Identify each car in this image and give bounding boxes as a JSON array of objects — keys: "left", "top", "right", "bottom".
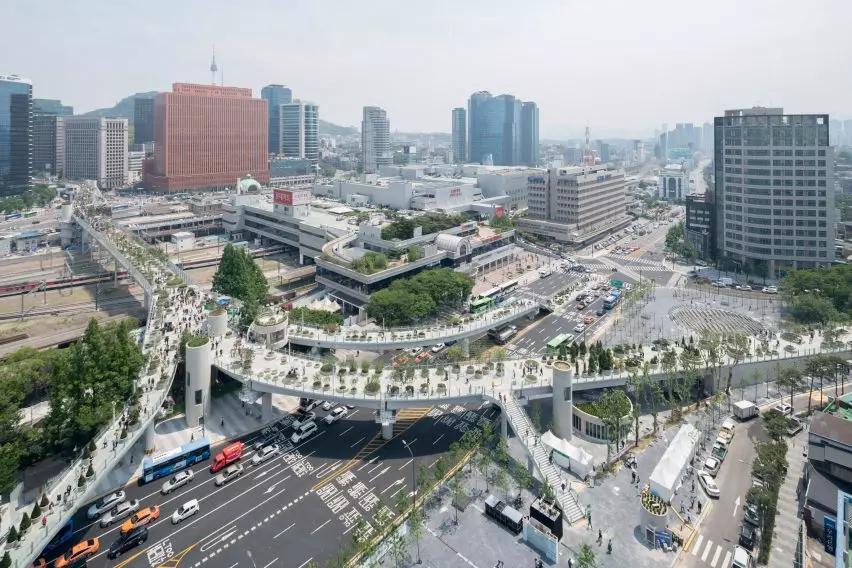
[
  {"left": 743, "top": 503, "right": 760, "bottom": 526},
  {"left": 431, "top": 343, "right": 446, "bottom": 353},
  {"left": 595, "top": 308, "right": 605, "bottom": 317},
  {"left": 120, "top": 506, "right": 160, "bottom": 534},
  {"left": 252, "top": 435, "right": 277, "bottom": 452},
  {"left": 576, "top": 303, "right": 585, "bottom": 310},
  {"left": 321, "top": 401, "right": 333, "bottom": 411},
  {"left": 215, "top": 464, "right": 244, "bottom": 486},
  {"left": 583, "top": 316, "right": 596, "bottom": 324},
  {"left": 712, "top": 280, "right": 726, "bottom": 287},
  {"left": 738, "top": 522, "right": 756, "bottom": 550},
  {"left": 86, "top": 490, "right": 126, "bottom": 520},
  {"left": 407, "top": 347, "right": 422, "bottom": 356},
  {"left": 31, "top": 559, "right": 46, "bottom": 568},
  {"left": 291, "top": 420, "right": 318, "bottom": 443},
  {"left": 55, "top": 539, "right": 100, "bottom": 567},
  {"left": 108, "top": 526, "right": 148, "bottom": 559},
  {"left": 698, "top": 471, "right": 720, "bottom": 498},
  {"left": 774, "top": 403, "right": 793, "bottom": 415},
  {"left": 703, "top": 457, "right": 721, "bottom": 477},
  {"left": 99, "top": 499, "right": 140, "bottom": 527},
  {"left": 161, "top": 469, "right": 194, "bottom": 495},
  {"left": 171, "top": 499, "right": 200, "bottom": 524},
  {"left": 293, "top": 411, "right": 316, "bottom": 429},
  {"left": 324, "top": 406, "right": 347, "bottom": 424},
  {"left": 573, "top": 323, "right": 586, "bottom": 333},
  {"left": 251, "top": 444, "right": 280, "bottom": 465}
]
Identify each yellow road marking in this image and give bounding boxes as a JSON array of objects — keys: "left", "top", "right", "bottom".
[{"left": 157, "top": 544, "right": 196, "bottom": 568}]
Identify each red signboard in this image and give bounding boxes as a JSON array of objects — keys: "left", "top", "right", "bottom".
[
  {"left": 494, "top": 206, "right": 505, "bottom": 217},
  {"left": 450, "top": 187, "right": 461, "bottom": 197},
  {"left": 274, "top": 189, "right": 311, "bottom": 206}
]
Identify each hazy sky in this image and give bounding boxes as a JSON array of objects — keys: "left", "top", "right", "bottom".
[{"left": 3, "top": 0, "right": 851, "bottom": 138}]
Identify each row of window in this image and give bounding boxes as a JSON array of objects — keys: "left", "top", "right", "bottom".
[{"left": 725, "top": 148, "right": 826, "bottom": 157}]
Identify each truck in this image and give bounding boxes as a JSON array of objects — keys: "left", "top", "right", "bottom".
[
  {"left": 603, "top": 290, "right": 621, "bottom": 311},
  {"left": 719, "top": 277, "right": 733, "bottom": 287},
  {"left": 733, "top": 400, "right": 759, "bottom": 421},
  {"left": 211, "top": 441, "right": 244, "bottom": 473},
  {"left": 538, "top": 267, "right": 551, "bottom": 278}
]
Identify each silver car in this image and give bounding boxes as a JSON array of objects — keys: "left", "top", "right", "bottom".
[
  {"left": 87, "top": 490, "right": 126, "bottom": 519},
  {"left": 161, "top": 469, "right": 195, "bottom": 495},
  {"left": 214, "top": 464, "right": 244, "bottom": 486},
  {"left": 251, "top": 444, "right": 280, "bottom": 465},
  {"left": 99, "top": 499, "right": 140, "bottom": 527}
]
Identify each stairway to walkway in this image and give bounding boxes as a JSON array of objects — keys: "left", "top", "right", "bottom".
[{"left": 502, "top": 395, "right": 585, "bottom": 524}]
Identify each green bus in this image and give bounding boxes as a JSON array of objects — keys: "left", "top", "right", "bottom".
[
  {"left": 470, "top": 296, "right": 494, "bottom": 313},
  {"left": 546, "top": 333, "right": 574, "bottom": 354}
]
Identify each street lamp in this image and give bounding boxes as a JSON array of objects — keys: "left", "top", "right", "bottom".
[{"left": 401, "top": 439, "right": 421, "bottom": 564}]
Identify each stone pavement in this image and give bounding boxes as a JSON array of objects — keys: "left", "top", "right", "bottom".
[{"left": 768, "top": 430, "right": 808, "bottom": 568}]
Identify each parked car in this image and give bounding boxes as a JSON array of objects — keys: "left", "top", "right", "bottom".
[
  {"left": 698, "top": 472, "right": 720, "bottom": 498},
  {"left": 703, "top": 457, "right": 721, "bottom": 477},
  {"left": 738, "top": 522, "right": 756, "bottom": 550},
  {"left": 120, "top": 506, "right": 161, "bottom": 534},
  {"left": 595, "top": 308, "right": 605, "bottom": 317},
  {"left": 99, "top": 499, "right": 140, "bottom": 528},
  {"left": 161, "top": 469, "right": 194, "bottom": 495},
  {"left": 108, "top": 526, "right": 148, "bottom": 559},
  {"left": 87, "top": 491, "right": 126, "bottom": 519},
  {"left": 431, "top": 343, "right": 446, "bottom": 353},
  {"left": 171, "top": 499, "right": 200, "bottom": 524},
  {"left": 293, "top": 411, "right": 316, "bottom": 429},
  {"left": 774, "top": 403, "right": 793, "bottom": 415},
  {"left": 762, "top": 286, "right": 778, "bottom": 294},
  {"left": 324, "top": 406, "right": 347, "bottom": 424},
  {"left": 743, "top": 504, "right": 760, "bottom": 526},
  {"left": 573, "top": 323, "right": 586, "bottom": 333},
  {"left": 321, "top": 401, "right": 333, "bottom": 411},
  {"left": 251, "top": 444, "right": 280, "bottom": 465},
  {"left": 215, "top": 464, "right": 245, "bottom": 486}
]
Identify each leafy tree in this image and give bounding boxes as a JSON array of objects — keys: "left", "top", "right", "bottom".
[
  {"left": 514, "top": 464, "right": 532, "bottom": 499},
  {"left": 18, "top": 511, "right": 30, "bottom": 534},
  {"left": 576, "top": 543, "right": 596, "bottom": 568},
  {"left": 409, "top": 504, "right": 423, "bottom": 564},
  {"left": 6, "top": 525, "right": 17, "bottom": 544},
  {"left": 381, "top": 212, "right": 469, "bottom": 240},
  {"left": 406, "top": 247, "right": 420, "bottom": 262},
  {"left": 448, "top": 472, "right": 465, "bottom": 525},
  {"left": 488, "top": 214, "right": 515, "bottom": 233},
  {"left": 597, "top": 389, "right": 632, "bottom": 463},
  {"left": 211, "top": 244, "right": 268, "bottom": 305},
  {"left": 0, "top": 551, "right": 9, "bottom": 568},
  {"left": 531, "top": 404, "right": 542, "bottom": 433},
  {"left": 762, "top": 410, "right": 788, "bottom": 443},
  {"left": 288, "top": 307, "right": 344, "bottom": 327},
  {"left": 351, "top": 252, "right": 389, "bottom": 275},
  {"left": 776, "top": 366, "right": 804, "bottom": 411},
  {"left": 366, "top": 268, "right": 473, "bottom": 326}
]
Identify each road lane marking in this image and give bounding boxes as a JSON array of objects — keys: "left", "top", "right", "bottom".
[
  {"left": 691, "top": 534, "right": 703, "bottom": 555},
  {"left": 264, "top": 475, "right": 292, "bottom": 494},
  {"left": 433, "top": 434, "right": 444, "bottom": 446},
  {"left": 262, "top": 558, "right": 278, "bottom": 568},
  {"left": 701, "top": 540, "right": 713, "bottom": 561},
  {"left": 428, "top": 458, "right": 440, "bottom": 468},
  {"left": 311, "top": 519, "right": 331, "bottom": 534},
  {"left": 722, "top": 551, "right": 732, "bottom": 567},
  {"left": 369, "top": 467, "right": 389, "bottom": 483},
  {"left": 314, "top": 460, "right": 342, "bottom": 478},
  {"left": 398, "top": 458, "right": 413, "bottom": 471},
  {"left": 390, "top": 486, "right": 406, "bottom": 499},
  {"left": 273, "top": 523, "right": 295, "bottom": 539},
  {"left": 297, "top": 559, "right": 314, "bottom": 568},
  {"left": 340, "top": 426, "right": 353, "bottom": 436},
  {"left": 382, "top": 479, "right": 404, "bottom": 494},
  {"left": 358, "top": 456, "right": 379, "bottom": 471},
  {"left": 710, "top": 545, "right": 722, "bottom": 567},
  {"left": 350, "top": 437, "right": 365, "bottom": 448},
  {"left": 368, "top": 461, "right": 385, "bottom": 474},
  {"left": 200, "top": 528, "right": 237, "bottom": 552}
]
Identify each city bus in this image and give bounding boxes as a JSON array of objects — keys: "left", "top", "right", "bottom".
[
  {"left": 4, "top": 212, "right": 20, "bottom": 221},
  {"left": 470, "top": 296, "right": 495, "bottom": 313},
  {"left": 140, "top": 437, "right": 211, "bottom": 485},
  {"left": 546, "top": 333, "right": 574, "bottom": 355},
  {"left": 478, "top": 279, "right": 520, "bottom": 301},
  {"left": 488, "top": 325, "right": 517, "bottom": 344}
]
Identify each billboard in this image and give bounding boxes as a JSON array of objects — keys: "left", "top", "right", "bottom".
[{"left": 274, "top": 189, "right": 311, "bottom": 206}]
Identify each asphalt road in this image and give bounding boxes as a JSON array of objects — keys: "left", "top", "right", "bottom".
[{"left": 44, "top": 402, "right": 498, "bottom": 568}]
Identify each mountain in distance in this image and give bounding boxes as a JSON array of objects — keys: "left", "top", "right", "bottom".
[{"left": 83, "top": 92, "right": 359, "bottom": 138}]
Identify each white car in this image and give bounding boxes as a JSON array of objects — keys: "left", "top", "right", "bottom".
[
  {"left": 99, "top": 499, "right": 140, "bottom": 528},
  {"left": 293, "top": 411, "right": 316, "bottom": 430},
  {"left": 87, "top": 490, "right": 126, "bottom": 519},
  {"left": 762, "top": 286, "right": 778, "bottom": 294},
  {"left": 774, "top": 403, "right": 793, "bottom": 415},
  {"left": 703, "top": 457, "right": 721, "bottom": 477},
  {"left": 573, "top": 324, "right": 586, "bottom": 333},
  {"left": 161, "top": 469, "right": 194, "bottom": 495},
  {"left": 171, "top": 499, "right": 199, "bottom": 524},
  {"left": 251, "top": 444, "right": 280, "bottom": 465},
  {"left": 407, "top": 347, "right": 422, "bottom": 356},
  {"left": 698, "top": 471, "right": 720, "bottom": 498},
  {"left": 321, "top": 401, "right": 333, "bottom": 411},
  {"left": 214, "top": 464, "right": 244, "bottom": 486},
  {"left": 324, "top": 407, "right": 347, "bottom": 424},
  {"left": 431, "top": 343, "right": 446, "bottom": 353}
]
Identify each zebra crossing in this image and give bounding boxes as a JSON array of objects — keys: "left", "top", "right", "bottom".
[
  {"left": 690, "top": 534, "right": 733, "bottom": 568},
  {"left": 605, "top": 256, "right": 671, "bottom": 272}
]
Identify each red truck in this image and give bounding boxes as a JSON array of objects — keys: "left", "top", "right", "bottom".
[{"left": 211, "top": 441, "right": 244, "bottom": 473}]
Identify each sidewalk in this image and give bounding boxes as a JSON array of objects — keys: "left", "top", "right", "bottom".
[{"left": 768, "top": 431, "right": 808, "bottom": 568}]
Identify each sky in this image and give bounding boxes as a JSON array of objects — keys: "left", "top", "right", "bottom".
[{"left": 3, "top": 0, "right": 851, "bottom": 139}]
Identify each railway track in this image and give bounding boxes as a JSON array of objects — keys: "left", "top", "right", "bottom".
[{"left": 0, "top": 296, "right": 145, "bottom": 321}]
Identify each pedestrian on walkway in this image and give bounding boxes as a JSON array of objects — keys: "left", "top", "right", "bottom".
[{"left": 597, "top": 529, "right": 602, "bottom": 545}]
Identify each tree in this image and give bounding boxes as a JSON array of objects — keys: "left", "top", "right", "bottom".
[
  {"left": 514, "top": 464, "right": 532, "bottom": 499},
  {"left": 211, "top": 244, "right": 268, "bottom": 305},
  {"left": 409, "top": 503, "right": 423, "bottom": 564},
  {"left": 18, "top": 511, "right": 30, "bottom": 534},
  {"left": 531, "top": 404, "right": 542, "bottom": 433},
  {"left": 576, "top": 543, "right": 596, "bottom": 568},
  {"left": 445, "top": 345, "right": 464, "bottom": 363},
  {"left": 366, "top": 268, "right": 473, "bottom": 326},
  {"left": 448, "top": 472, "right": 465, "bottom": 525},
  {"left": 6, "top": 525, "right": 17, "bottom": 544},
  {"left": 724, "top": 334, "right": 750, "bottom": 395},
  {"left": 417, "top": 463, "right": 432, "bottom": 495},
  {"left": 597, "top": 389, "right": 632, "bottom": 463},
  {"left": 762, "top": 410, "right": 788, "bottom": 443},
  {"left": 776, "top": 366, "right": 803, "bottom": 411}
]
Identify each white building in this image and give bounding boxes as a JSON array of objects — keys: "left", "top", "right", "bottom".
[
  {"left": 172, "top": 231, "right": 195, "bottom": 252},
  {"left": 63, "top": 117, "right": 128, "bottom": 189},
  {"left": 476, "top": 167, "right": 543, "bottom": 211},
  {"left": 128, "top": 150, "right": 145, "bottom": 184},
  {"left": 0, "top": 235, "right": 13, "bottom": 257},
  {"left": 361, "top": 106, "right": 391, "bottom": 173},
  {"left": 280, "top": 100, "right": 319, "bottom": 167},
  {"left": 657, "top": 163, "right": 689, "bottom": 201}
]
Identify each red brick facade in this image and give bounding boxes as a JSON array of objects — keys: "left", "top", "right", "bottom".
[{"left": 147, "top": 83, "right": 269, "bottom": 191}]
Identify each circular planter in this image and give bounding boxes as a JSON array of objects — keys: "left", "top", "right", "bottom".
[
  {"left": 525, "top": 374, "right": 538, "bottom": 383},
  {"left": 436, "top": 383, "right": 447, "bottom": 392},
  {"left": 466, "top": 366, "right": 475, "bottom": 375}
]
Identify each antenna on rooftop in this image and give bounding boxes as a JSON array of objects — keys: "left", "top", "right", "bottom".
[{"left": 210, "top": 46, "right": 218, "bottom": 86}]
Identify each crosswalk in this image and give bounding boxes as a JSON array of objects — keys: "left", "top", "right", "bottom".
[
  {"left": 691, "top": 534, "right": 733, "bottom": 568},
  {"left": 605, "top": 256, "right": 671, "bottom": 272}
]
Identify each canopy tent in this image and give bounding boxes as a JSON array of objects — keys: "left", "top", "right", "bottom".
[
  {"left": 309, "top": 297, "right": 342, "bottom": 313},
  {"left": 541, "top": 431, "right": 594, "bottom": 480},
  {"left": 648, "top": 423, "right": 699, "bottom": 502}
]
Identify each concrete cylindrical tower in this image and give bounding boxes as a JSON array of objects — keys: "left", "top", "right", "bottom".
[
  {"left": 60, "top": 204, "right": 75, "bottom": 248},
  {"left": 185, "top": 337, "right": 213, "bottom": 428},
  {"left": 551, "top": 361, "right": 574, "bottom": 440},
  {"left": 207, "top": 310, "right": 228, "bottom": 337}
]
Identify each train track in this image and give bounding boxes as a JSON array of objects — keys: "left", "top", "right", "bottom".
[{"left": 0, "top": 296, "right": 145, "bottom": 321}]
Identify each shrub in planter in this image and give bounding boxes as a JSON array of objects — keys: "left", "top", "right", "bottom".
[
  {"left": 83, "top": 446, "right": 91, "bottom": 460},
  {"left": 466, "top": 366, "right": 474, "bottom": 375},
  {"left": 320, "top": 364, "right": 333, "bottom": 374},
  {"left": 31, "top": 502, "right": 41, "bottom": 519},
  {"left": 18, "top": 513, "right": 30, "bottom": 534},
  {"left": 6, "top": 525, "right": 18, "bottom": 544},
  {"left": 525, "top": 359, "right": 539, "bottom": 369},
  {"left": 40, "top": 493, "right": 49, "bottom": 508},
  {"left": 390, "top": 386, "right": 400, "bottom": 395},
  {"left": 405, "top": 385, "right": 414, "bottom": 394},
  {"left": 525, "top": 374, "right": 538, "bottom": 383},
  {"left": 313, "top": 380, "right": 322, "bottom": 389},
  {"left": 365, "top": 381, "right": 381, "bottom": 394},
  {"left": 436, "top": 383, "right": 447, "bottom": 391},
  {"left": 420, "top": 382, "right": 428, "bottom": 392},
  {"left": 474, "top": 370, "right": 483, "bottom": 379},
  {"left": 350, "top": 387, "right": 358, "bottom": 394},
  {"left": 86, "top": 464, "right": 94, "bottom": 478},
  {"left": 88, "top": 440, "right": 97, "bottom": 453},
  {"left": 421, "top": 368, "right": 429, "bottom": 379},
  {"left": 322, "top": 384, "right": 330, "bottom": 391},
  {"left": 120, "top": 428, "right": 127, "bottom": 440}
]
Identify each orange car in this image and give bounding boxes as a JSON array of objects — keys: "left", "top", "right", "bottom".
[
  {"left": 583, "top": 316, "right": 596, "bottom": 325},
  {"left": 31, "top": 559, "right": 46, "bottom": 568},
  {"left": 120, "top": 505, "right": 160, "bottom": 534},
  {"left": 54, "top": 538, "right": 100, "bottom": 567}
]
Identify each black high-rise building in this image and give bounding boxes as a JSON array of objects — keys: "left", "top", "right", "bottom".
[
  {"left": 261, "top": 84, "right": 293, "bottom": 155},
  {"left": 32, "top": 98, "right": 72, "bottom": 176},
  {"left": 0, "top": 75, "right": 33, "bottom": 196},
  {"left": 520, "top": 102, "right": 539, "bottom": 166},
  {"left": 133, "top": 96, "right": 155, "bottom": 145}
]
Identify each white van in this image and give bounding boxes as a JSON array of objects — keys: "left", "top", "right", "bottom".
[{"left": 291, "top": 420, "right": 318, "bottom": 443}]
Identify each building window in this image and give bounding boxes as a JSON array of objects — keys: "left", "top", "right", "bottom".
[{"left": 195, "top": 389, "right": 203, "bottom": 405}]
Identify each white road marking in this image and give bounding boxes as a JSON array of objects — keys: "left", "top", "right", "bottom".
[
  {"left": 691, "top": 534, "right": 703, "bottom": 555},
  {"left": 369, "top": 466, "right": 390, "bottom": 483},
  {"left": 390, "top": 486, "right": 406, "bottom": 499},
  {"left": 398, "top": 458, "right": 413, "bottom": 471},
  {"left": 433, "top": 434, "right": 445, "bottom": 446},
  {"left": 340, "top": 426, "right": 354, "bottom": 436},
  {"left": 358, "top": 456, "right": 379, "bottom": 471},
  {"left": 722, "top": 551, "right": 732, "bottom": 567},
  {"left": 701, "top": 539, "right": 713, "bottom": 561},
  {"left": 228, "top": 564, "right": 238, "bottom": 568},
  {"left": 296, "top": 559, "right": 314, "bottom": 568},
  {"left": 273, "top": 523, "right": 295, "bottom": 539},
  {"left": 314, "top": 460, "right": 342, "bottom": 478},
  {"left": 428, "top": 458, "right": 440, "bottom": 468},
  {"left": 382, "top": 479, "right": 404, "bottom": 494},
  {"left": 262, "top": 558, "right": 278, "bottom": 568},
  {"left": 264, "top": 475, "right": 292, "bottom": 494},
  {"left": 311, "top": 519, "right": 331, "bottom": 534},
  {"left": 200, "top": 528, "right": 237, "bottom": 553},
  {"left": 368, "top": 461, "right": 384, "bottom": 474},
  {"left": 710, "top": 545, "right": 722, "bottom": 567},
  {"left": 350, "top": 436, "right": 366, "bottom": 448}
]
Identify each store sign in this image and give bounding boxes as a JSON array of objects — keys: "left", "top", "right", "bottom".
[
  {"left": 274, "top": 189, "right": 311, "bottom": 206},
  {"left": 450, "top": 187, "right": 461, "bottom": 197},
  {"left": 824, "top": 516, "right": 836, "bottom": 555}
]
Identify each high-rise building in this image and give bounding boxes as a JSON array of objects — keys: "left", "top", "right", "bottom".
[
  {"left": 133, "top": 96, "right": 155, "bottom": 145},
  {"left": 280, "top": 100, "right": 319, "bottom": 167},
  {"left": 451, "top": 107, "right": 466, "bottom": 163},
  {"left": 0, "top": 75, "right": 32, "bottom": 196},
  {"left": 702, "top": 122, "right": 713, "bottom": 153},
  {"left": 63, "top": 117, "right": 128, "bottom": 188},
  {"left": 598, "top": 142, "right": 610, "bottom": 164},
  {"left": 714, "top": 108, "right": 833, "bottom": 277},
  {"left": 148, "top": 83, "right": 268, "bottom": 191},
  {"left": 261, "top": 84, "right": 293, "bottom": 155},
  {"left": 520, "top": 102, "right": 539, "bottom": 166},
  {"left": 33, "top": 99, "right": 72, "bottom": 116},
  {"left": 32, "top": 98, "right": 72, "bottom": 176},
  {"left": 361, "top": 106, "right": 391, "bottom": 173}
]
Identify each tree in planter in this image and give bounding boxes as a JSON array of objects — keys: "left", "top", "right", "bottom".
[
  {"left": 348, "top": 359, "right": 357, "bottom": 373},
  {"left": 373, "top": 359, "right": 384, "bottom": 375},
  {"left": 40, "top": 493, "right": 49, "bottom": 508},
  {"left": 597, "top": 389, "right": 631, "bottom": 464},
  {"left": 409, "top": 501, "right": 424, "bottom": 564},
  {"left": 360, "top": 359, "right": 370, "bottom": 374},
  {"left": 576, "top": 543, "right": 596, "bottom": 568},
  {"left": 448, "top": 472, "right": 465, "bottom": 525},
  {"left": 475, "top": 447, "right": 492, "bottom": 490},
  {"left": 0, "top": 551, "right": 10, "bottom": 568},
  {"left": 6, "top": 525, "right": 17, "bottom": 544},
  {"left": 514, "top": 465, "right": 532, "bottom": 500},
  {"left": 418, "top": 463, "right": 432, "bottom": 496},
  {"left": 86, "top": 463, "right": 95, "bottom": 477},
  {"left": 31, "top": 501, "right": 41, "bottom": 520},
  {"left": 18, "top": 512, "right": 30, "bottom": 534},
  {"left": 88, "top": 439, "right": 97, "bottom": 453},
  {"left": 78, "top": 474, "right": 86, "bottom": 487},
  {"left": 493, "top": 465, "right": 510, "bottom": 499},
  {"left": 531, "top": 404, "right": 542, "bottom": 433}
]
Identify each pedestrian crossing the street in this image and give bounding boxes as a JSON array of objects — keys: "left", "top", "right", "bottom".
[{"left": 690, "top": 534, "right": 733, "bottom": 568}]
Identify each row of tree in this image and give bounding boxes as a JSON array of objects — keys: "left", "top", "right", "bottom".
[
  {"left": 0, "top": 318, "right": 145, "bottom": 494},
  {"left": 366, "top": 268, "right": 474, "bottom": 326},
  {"left": 664, "top": 221, "right": 696, "bottom": 259},
  {"left": 782, "top": 264, "right": 852, "bottom": 324},
  {"left": 746, "top": 412, "right": 790, "bottom": 564},
  {"left": 380, "top": 212, "right": 470, "bottom": 241},
  {"left": 0, "top": 184, "right": 57, "bottom": 215}
]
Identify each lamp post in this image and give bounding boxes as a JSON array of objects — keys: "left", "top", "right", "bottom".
[{"left": 402, "top": 439, "right": 421, "bottom": 564}]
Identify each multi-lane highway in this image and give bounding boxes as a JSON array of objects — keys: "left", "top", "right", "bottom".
[{"left": 43, "top": 401, "right": 499, "bottom": 568}]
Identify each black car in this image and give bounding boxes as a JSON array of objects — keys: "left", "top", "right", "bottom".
[
  {"left": 738, "top": 522, "right": 756, "bottom": 550},
  {"left": 108, "top": 526, "right": 148, "bottom": 559}
]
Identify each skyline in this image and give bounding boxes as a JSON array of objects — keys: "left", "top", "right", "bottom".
[{"left": 3, "top": 0, "right": 852, "bottom": 138}]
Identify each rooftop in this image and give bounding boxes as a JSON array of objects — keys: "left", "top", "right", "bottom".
[
  {"left": 824, "top": 393, "right": 852, "bottom": 422},
  {"left": 811, "top": 412, "right": 852, "bottom": 448}
]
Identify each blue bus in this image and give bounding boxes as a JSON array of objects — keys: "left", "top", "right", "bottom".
[
  {"left": 141, "top": 437, "right": 211, "bottom": 484},
  {"left": 5, "top": 212, "right": 20, "bottom": 221}
]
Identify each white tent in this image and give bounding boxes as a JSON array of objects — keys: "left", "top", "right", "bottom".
[
  {"left": 541, "top": 431, "right": 594, "bottom": 480},
  {"left": 648, "top": 423, "right": 699, "bottom": 502}
]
